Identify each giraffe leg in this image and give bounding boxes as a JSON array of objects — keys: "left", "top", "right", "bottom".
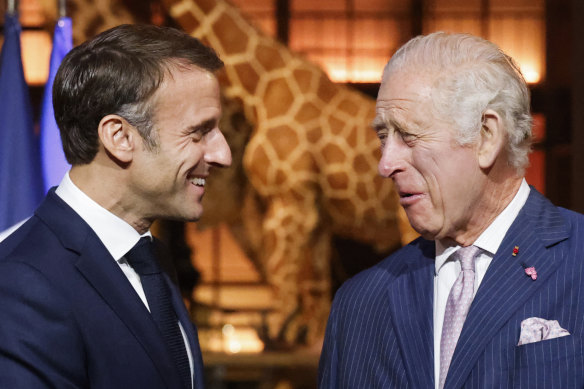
[
  {"left": 259, "top": 193, "right": 331, "bottom": 347},
  {"left": 296, "top": 225, "right": 331, "bottom": 346}
]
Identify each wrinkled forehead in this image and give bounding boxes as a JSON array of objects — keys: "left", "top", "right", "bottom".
[
  {"left": 376, "top": 71, "right": 434, "bottom": 112},
  {"left": 374, "top": 69, "right": 457, "bottom": 135}
]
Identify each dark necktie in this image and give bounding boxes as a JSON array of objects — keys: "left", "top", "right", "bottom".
[{"left": 126, "top": 237, "right": 192, "bottom": 389}]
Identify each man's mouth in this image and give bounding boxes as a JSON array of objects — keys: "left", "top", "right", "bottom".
[
  {"left": 191, "top": 177, "right": 206, "bottom": 187},
  {"left": 398, "top": 190, "right": 424, "bottom": 205}
]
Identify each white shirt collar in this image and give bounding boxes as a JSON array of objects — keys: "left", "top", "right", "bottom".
[
  {"left": 55, "top": 172, "right": 151, "bottom": 261},
  {"left": 435, "top": 179, "right": 530, "bottom": 273}
]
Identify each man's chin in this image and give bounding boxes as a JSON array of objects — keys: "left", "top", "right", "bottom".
[
  {"left": 407, "top": 220, "right": 438, "bottom": 241},
  {"left": 183, "top": 210, "right": 203, "bottom": 223},
  {"left": 162, "top": 206, "right": 204, "bottom": 223}
]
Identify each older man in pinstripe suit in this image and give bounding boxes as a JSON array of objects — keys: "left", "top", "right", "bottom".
[{"left": 319, "top": 32, "right": 584, "bottom": 388}]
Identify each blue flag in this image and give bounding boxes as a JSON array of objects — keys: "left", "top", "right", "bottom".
[
  {"left": 0, "top": 13, "right": 44, "bottom": 231},
  {"left": 40, "top": 17, "right": 73, "bottom": 191}
]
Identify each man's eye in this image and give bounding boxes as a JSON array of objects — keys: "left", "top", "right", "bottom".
[
  {"left": 400, "top": 131, "right": 416, "bottom": 144},
  {"left": 376, "top": 130, "right": 388, "bottom": 146},
  {"left": 191, "top": 128, "right": 213, "bottom": 142}
]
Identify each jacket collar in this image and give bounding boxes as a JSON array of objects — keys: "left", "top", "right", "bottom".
[
  {"left": 36, "top": 189, "right": 193, "bottom": 388},
  {"left": 444, "top": 188, "right": 570, "bottom": 388},
  {"left": 385, "top": 188, "right": 570, "bottom": 389}
]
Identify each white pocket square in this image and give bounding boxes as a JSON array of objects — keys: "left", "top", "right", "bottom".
[{"left": 517, "top": 317, "right": 570, "bottom": 346}]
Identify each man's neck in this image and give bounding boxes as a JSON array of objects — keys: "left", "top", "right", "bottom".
[
  {"left": 442, "top": 175, "right": 524, "bottom": 247},
  {"left": 69, "top": 164, "right": 152, "bottom": 234}
]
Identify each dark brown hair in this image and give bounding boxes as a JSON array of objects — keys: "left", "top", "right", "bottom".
[{"left": 53, "top": 24, "right": 223, "bottom": 165}]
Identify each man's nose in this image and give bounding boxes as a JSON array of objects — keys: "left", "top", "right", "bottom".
[
  {"left": 378, "top": 135, "right": 406, "bottom": 178},
  {"left": 204, "top": 128, "right": 232, "bottom": 168}
]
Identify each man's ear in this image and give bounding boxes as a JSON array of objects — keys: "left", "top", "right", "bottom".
[
  {"left": 97, "top": 115, "right": 135, "bottom": 163},
  {"left": 477, "top": 109, "right": 506, "bottom": 169}
]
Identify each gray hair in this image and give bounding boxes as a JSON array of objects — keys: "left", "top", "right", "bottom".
[
  {"left": 116, "top": 99, "right": 158, "bottom": 151},
  {"left": 382, "top": 32, "right": 532, "bottom": 174}
]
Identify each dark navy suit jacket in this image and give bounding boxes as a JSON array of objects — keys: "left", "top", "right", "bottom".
[
  {"left": 0, "top": 190, "right": 205, "bottom": 389},
  {"left": 319, "top": 189, "right": 584, "bottom": 388}
]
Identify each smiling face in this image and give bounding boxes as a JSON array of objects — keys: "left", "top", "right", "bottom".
[
  {"left": 128, "top": 65, "right": 232, "bottom": 224},
  {"left": 374, "top": 70, "right": 487, "bottom": 244}
]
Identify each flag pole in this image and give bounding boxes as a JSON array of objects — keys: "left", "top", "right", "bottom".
[
  {"left": 40, "top": 2, "right": 73, "bottom": 191},
  {"left": 7, "top": 0, "right": 17, "bottom": 14},
  {"left": 58, "top": 0, "right": 67, "bottom": 18}
]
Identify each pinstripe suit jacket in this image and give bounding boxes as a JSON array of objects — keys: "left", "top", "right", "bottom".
[{"left": 319, "top": 189, "right": 584, "bottom": 388}]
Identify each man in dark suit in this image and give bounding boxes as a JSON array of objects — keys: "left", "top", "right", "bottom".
[
  {"left": 319, "top": 32, "right": 584, "bottom": 388},
  {"left": 0, "top": 24, "right": 231, "bottom": 388}
]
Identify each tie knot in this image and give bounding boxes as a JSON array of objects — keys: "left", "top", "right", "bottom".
[
  {"left": 125, "top": 237, "right": 161, "bottom": 275},
  {"left": 457, "top": 245, "right": 480, "bottom": 272}
]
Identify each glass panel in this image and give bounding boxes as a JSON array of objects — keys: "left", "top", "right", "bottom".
[
  {"left": 423, "top": 16, "right": 482, "bottom": 36},
  {"left": 290, "top": 18, "right": 349, "bottom": 53},
  {"left": 286, "top": 0, "right": 544, "bottom": 84},
  {"left": 354, "top": 0, "right": 412, "bottom": 13},
  {"left": 489, "top": 16, "right": 545, "bottom": 84},
  {"left": 490, "top": 0, "right": 544, "bottom": 12},
  {"left": 231, "top": 0, "right": 274, "bottom": 13},
  {"left": 231, "top": 0, "right": 276, "bottom": 37},
  {"left": 432, "top": 0, "right": 481, "bottom": 12},
  {"left": 424, "top": 0, "right": 482, "bottom": 37},
  {"left": 289, "top": 1, "right": 409, "bottom": 83},
  {"left": 291, "top": 0, "right": 347, "bottom": 12},
  {"left": 349, "top": 18, "right": 402, "bottom": 82}
]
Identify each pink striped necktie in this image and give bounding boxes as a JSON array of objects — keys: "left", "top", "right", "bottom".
[{"left": 439, "top": 245, "right": 480, "bottom": 389}]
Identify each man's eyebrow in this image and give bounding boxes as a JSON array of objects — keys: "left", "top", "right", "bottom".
[
  {"left": 372, "top": 115, "right": 406, "bottom": 133},
  {"left": 371, "top": 116, "right": 387, "bottom": 131},
  {"left": 187, "top": 118, "right": 217, "bottom": 133}
]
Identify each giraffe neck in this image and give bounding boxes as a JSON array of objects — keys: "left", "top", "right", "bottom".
[{"left": 166, "top": 0, "right": 295, "bottom": 125}]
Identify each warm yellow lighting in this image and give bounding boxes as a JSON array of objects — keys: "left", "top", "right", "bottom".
[
  {"left": 328, "top": 68, "right": 348, "bottom": 83},
  {"left": 488, "top": 17, "right": 545, "bottom": 86},
  {"left": 227, "top": 339, "right": 242, "bottom": 354},
  {"left": 220, "top": 324, "right": 264, "bottom": 354},
  {"left": 325, "top": 63, "right": 385, "bottom": 83},
  {"left": 222, "top": 324, "right": 235, "bottom": 336},
  {"left": 327, "top": 62, "right": 543, "bottom": 85},
  {"left": 349, "top": 69, "right": 384, "bottom": 83},
  {"left": 327, "top": 61, "right": 543, "bottom": 85},
  {"left": 21, "top": 30, "right": 51, "bottom": 86},
  {"left": 520, "top": 65, "right": 541, "bottom": 85}
]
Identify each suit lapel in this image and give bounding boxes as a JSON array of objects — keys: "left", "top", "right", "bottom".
[
  {"left": 75, "top": 238, "right": 184, "bottom": 389},
  {"left": 444, "top": 189, "right": 570, "bottom": 388},
  {"left": 36, "top": 191, "right": 184, "bottom": 389},
  {"left": 387, "top": 241, "right": 436, "bottom": 388}
]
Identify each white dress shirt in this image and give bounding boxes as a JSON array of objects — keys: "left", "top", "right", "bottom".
[
  {"left": 56, "top": 172, "right": 194, "bottom": 384},
  {"left": 433, "top": 179, "right": 530, "bottom": 388}
]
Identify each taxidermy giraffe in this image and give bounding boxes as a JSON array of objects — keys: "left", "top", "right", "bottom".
[
  {"left": 45, "top": 0, "right": 415, "bottom": 346},
  {"left": 162, "top": 0, "right": 416, "bottom": 346}
]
